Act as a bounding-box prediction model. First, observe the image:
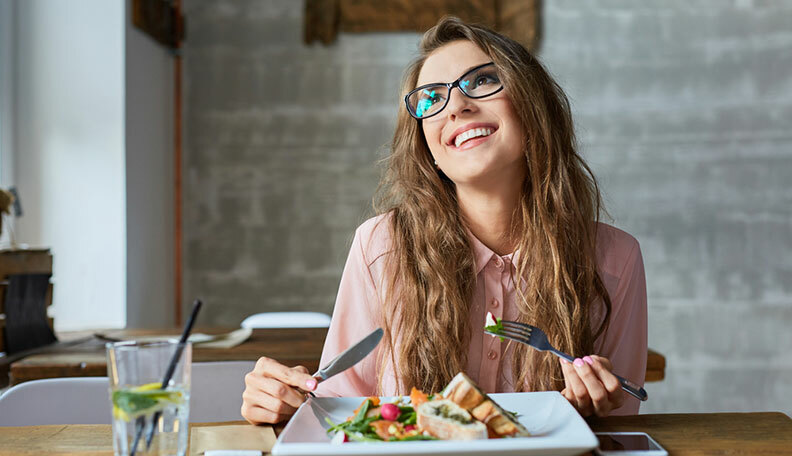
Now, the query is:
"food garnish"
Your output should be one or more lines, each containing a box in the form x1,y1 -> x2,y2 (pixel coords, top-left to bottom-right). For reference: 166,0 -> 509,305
484,311 -> 505,341
410,386 -> 429,408
111,382 -> 184,422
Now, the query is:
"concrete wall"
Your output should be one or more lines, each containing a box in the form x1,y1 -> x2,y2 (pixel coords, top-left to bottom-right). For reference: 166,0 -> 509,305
11,0 -> 126,330
182,0 -> 792,415
539,0 -> 792,416
182,0 -> 409,325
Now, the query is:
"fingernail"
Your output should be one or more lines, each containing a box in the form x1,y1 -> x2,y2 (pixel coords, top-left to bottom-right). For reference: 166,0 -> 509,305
583,356 -> 594,366
573,358 -> 585,368
305,378 -> 317,390
560,358 -> 568,364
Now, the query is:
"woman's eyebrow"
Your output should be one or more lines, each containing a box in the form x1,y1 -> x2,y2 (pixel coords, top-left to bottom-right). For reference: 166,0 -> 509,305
458,62 -> 489,77
419,62 -> 491,86
446,62 -> 492,82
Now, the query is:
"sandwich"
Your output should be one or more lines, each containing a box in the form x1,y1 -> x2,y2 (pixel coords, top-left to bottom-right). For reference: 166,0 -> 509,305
440,372 -> 531,437
416,399 -> 488,440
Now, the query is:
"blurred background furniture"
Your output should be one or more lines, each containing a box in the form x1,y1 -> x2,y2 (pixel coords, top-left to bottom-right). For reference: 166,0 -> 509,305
0,377 -> 109,426
6,326 -> 665,387
0,249 -> 54,354
8,328 -> 326,386
190,360 -> 254,423
646,348 -> 665,382
0,361 -> 257,426
240,312 -> 331,329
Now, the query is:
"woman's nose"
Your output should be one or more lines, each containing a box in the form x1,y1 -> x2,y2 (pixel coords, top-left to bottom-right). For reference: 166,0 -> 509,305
444,87 -> 477,120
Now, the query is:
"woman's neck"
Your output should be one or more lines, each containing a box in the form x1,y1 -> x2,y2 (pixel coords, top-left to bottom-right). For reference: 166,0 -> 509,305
457,183 -> 522,256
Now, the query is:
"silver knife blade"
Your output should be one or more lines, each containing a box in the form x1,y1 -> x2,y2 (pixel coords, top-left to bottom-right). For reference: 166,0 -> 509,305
313,328 -> 383,381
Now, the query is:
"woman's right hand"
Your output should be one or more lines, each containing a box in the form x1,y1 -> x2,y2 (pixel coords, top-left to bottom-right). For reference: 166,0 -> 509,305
241,356 -> 318,425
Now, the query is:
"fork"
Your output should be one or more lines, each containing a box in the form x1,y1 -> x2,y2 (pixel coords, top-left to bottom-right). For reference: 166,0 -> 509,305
485,319 -> 648,401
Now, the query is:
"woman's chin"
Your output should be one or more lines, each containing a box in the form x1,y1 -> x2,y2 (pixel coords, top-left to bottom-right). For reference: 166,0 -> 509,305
445,160 -> 526,190
446,169 -> 510,189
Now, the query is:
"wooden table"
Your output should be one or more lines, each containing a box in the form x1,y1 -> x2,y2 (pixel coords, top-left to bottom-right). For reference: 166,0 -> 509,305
3,327 -> 666,385
587,412 -> 792,455
4,328 -> 327,385
0,412 -> 789,455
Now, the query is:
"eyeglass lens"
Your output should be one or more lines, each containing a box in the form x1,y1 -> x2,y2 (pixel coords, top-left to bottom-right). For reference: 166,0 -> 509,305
408,64 -> 501,118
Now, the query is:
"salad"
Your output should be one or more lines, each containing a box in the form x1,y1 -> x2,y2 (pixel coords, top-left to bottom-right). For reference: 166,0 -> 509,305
325,372 -> 530,443
325,388 -> 438,442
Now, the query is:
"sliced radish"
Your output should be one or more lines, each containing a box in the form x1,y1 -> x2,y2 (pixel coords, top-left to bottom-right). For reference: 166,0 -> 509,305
380,403 -> 400,421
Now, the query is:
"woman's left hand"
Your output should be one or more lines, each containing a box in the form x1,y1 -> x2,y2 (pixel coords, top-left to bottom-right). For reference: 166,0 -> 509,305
559,355 -> 624,417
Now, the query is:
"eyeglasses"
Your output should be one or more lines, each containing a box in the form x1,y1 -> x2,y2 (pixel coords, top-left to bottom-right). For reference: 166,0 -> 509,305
404,62 -> 504,120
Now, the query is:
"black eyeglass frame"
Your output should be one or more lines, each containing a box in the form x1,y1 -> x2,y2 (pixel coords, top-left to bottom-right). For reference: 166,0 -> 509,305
403,62 -> 504,120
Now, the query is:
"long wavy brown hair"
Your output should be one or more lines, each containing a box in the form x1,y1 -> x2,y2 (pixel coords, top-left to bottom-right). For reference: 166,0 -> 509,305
373,16 -> 612,395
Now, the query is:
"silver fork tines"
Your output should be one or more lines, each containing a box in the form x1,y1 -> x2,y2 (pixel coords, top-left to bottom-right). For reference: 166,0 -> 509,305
485,319 -> 648,402
485,321 -> 573,363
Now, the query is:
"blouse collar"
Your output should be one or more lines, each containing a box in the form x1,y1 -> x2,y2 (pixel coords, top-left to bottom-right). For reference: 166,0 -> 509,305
466,228 -> 519,275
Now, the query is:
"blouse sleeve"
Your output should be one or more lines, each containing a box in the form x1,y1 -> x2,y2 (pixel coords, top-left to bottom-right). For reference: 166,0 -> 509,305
596,239 -> 648,415
313,223 -> 381,397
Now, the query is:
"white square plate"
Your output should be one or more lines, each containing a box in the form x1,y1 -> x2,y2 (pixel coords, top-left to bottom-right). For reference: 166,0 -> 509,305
271,391 -> 597,456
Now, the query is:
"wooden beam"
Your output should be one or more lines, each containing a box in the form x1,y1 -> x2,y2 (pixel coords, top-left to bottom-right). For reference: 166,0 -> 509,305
339,0 -> 497,34
304,0 -> 540,52
131,0 -> 184,49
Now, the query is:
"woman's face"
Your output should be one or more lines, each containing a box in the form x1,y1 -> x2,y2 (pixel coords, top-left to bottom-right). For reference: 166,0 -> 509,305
417,40 -> 526,190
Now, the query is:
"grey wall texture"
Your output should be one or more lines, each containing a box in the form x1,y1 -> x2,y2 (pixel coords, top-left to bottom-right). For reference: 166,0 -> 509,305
182,0 -> 792,415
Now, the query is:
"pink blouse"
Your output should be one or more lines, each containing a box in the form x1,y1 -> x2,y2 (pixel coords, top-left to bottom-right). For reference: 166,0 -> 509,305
314,213 -> 648,415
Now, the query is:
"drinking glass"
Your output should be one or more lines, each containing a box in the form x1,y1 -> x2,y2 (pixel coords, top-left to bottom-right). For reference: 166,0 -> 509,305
106,340 -> 192,456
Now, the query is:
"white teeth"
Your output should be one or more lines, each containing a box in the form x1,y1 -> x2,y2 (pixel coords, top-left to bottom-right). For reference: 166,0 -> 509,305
454,127 -> 494,148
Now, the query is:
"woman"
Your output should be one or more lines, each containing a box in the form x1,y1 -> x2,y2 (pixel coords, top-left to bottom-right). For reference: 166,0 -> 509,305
241,16 -> 647,424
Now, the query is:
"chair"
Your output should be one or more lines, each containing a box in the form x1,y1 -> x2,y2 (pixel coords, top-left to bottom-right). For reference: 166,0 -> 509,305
240,311 -> 331,329
0,377 -> 111,426
0,361 -> 257,426
190,360 -> 254,422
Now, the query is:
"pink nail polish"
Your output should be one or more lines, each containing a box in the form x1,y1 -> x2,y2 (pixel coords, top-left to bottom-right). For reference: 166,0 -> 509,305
560,358 -> 568,364
306,378 -> 317,390
583,356 -> 594,366
573,358 -> 584,367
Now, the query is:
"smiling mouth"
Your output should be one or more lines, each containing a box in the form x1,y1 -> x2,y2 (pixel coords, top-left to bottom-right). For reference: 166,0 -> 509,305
453,127 -> 496,148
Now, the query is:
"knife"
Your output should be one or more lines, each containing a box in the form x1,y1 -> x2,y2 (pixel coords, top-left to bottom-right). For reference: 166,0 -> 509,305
307,327 -> 383,396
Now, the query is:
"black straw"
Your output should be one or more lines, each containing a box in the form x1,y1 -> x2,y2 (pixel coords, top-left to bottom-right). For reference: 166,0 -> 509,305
130,299 -> 203,455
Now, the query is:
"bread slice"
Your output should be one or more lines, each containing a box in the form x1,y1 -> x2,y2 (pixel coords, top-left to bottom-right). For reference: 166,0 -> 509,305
440,372 -> 530,437
416,399 -> 488,440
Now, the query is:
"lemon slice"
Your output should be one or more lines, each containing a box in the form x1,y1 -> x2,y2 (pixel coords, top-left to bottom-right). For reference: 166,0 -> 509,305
133,382 -> 163,392
111,385 -> 183,422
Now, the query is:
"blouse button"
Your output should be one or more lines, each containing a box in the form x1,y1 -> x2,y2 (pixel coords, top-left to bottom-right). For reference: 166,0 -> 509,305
491,298 -> 499,308
494,258 -> 504,269
487,350 -> 498,360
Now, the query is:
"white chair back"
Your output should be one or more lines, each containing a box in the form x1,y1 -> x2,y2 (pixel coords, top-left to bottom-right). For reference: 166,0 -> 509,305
190,360 -> 254,422
240,311 -> 331,328
0,377 -> 111,426
0,361 -> 257,426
